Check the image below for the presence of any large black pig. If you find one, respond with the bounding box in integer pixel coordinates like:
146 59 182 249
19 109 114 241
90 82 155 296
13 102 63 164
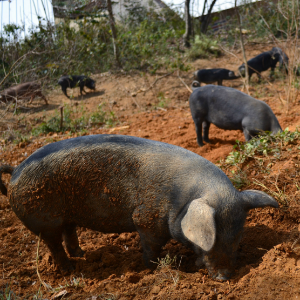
189 84 282 146
0 135 278 280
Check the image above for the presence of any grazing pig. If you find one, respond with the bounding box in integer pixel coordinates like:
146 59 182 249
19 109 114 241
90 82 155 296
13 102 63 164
194 68 240 86
189 84 282 146
294 66 300 76
0 82 48 105
238 49 281 81
271 47 289 74
58 75 96 98
0 134 278 280
191 80 201 90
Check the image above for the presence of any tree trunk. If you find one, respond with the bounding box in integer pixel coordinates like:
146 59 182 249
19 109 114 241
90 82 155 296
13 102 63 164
106 0 121 68
235 0 249 89
200 0 217 34
183 0 191 47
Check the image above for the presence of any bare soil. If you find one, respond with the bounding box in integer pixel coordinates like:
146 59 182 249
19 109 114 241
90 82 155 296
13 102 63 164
1 44 300 299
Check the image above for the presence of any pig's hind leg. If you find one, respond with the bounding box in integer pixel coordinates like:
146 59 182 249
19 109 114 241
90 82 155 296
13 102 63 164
63 223 85 258
133 209 169 269
202 121 211 144
41 228 75 273
192 117 204 146
135 226 169 269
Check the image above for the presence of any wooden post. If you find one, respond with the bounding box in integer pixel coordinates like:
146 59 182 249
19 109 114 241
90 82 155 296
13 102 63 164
60 106 63 131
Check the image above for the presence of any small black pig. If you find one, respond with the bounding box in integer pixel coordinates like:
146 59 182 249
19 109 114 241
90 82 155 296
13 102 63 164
58 75 96 98
271 47 289 74
194 68 240 86
238 48 289 81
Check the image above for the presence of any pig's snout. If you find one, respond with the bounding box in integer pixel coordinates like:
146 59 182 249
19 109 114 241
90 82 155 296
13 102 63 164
211 269 232 281
239 67 245 76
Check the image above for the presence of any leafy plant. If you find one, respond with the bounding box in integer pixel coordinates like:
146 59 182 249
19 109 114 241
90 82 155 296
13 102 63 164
225 128 299 166
153 254 182 287
31 104 117 135
186 35 221 61
156 92 170 108
229 169 250 189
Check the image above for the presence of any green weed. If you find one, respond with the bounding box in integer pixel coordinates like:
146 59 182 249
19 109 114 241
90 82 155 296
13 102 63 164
186 35 221 61
154 254 177 269
225 128 299 166
229 169 250 189
0 284 18 300
156 92 170 108
153 254 182 287
31 104 117 135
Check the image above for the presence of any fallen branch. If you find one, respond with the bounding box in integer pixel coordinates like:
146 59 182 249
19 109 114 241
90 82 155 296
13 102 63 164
178 76 192 93
131 71 175 97
0 49 53 88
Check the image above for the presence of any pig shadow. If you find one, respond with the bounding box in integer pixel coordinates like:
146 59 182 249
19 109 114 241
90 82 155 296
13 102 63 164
70 90 105 101
208 137 242 146
0 103 60 114
18 103 60 114
72 245 146 281
233 224 290 279
70 225 289 281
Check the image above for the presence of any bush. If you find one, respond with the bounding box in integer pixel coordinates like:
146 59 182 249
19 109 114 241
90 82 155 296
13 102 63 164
186 35 221 60
0 4 187 89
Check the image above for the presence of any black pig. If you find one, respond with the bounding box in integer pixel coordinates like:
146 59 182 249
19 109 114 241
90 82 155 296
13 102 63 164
0 135 278 280
58 75 96 98
189 84 282 146
238 48 289 81
194 68 240 86
271 47 289 74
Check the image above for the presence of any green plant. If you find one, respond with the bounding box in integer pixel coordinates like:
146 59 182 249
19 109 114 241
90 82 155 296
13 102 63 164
254 178 291 206
225 128 299 166
186 35 221 61
156 92 169 108
154 254 177 269
0 3 187 91
89 104 107 124
229 169 249 189
0 284 18 300
153 254 181 287
31 104 117 136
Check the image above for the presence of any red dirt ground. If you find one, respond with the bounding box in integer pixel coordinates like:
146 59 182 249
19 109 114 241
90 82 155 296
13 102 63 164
1 44 300 299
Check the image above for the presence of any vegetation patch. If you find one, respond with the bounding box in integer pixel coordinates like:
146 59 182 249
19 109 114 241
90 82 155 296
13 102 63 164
31 104 117 136
219 128 300 206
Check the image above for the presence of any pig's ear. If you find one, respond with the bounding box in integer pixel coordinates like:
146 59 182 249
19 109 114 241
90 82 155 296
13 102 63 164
181 200 216 251
191 81 201 90
241 190 279 211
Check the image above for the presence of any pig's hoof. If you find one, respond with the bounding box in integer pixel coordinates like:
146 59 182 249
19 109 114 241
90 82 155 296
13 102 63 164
195 257 204 268
68 247 85 258
60 263 75 275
